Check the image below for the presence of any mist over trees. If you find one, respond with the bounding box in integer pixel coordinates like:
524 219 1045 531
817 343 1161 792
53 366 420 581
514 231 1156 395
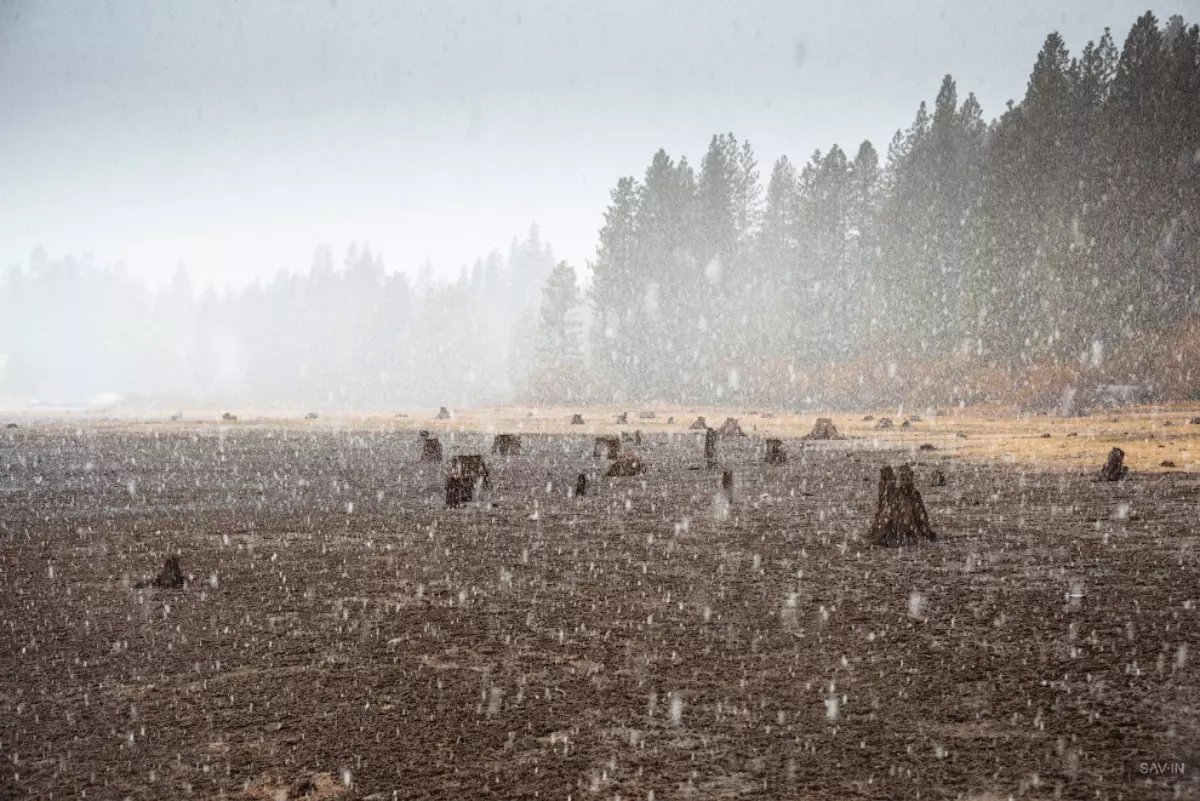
0 228 554 409
1 11 1195 411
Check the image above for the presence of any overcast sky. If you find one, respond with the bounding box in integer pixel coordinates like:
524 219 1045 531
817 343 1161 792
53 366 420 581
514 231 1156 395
0 0 1187 290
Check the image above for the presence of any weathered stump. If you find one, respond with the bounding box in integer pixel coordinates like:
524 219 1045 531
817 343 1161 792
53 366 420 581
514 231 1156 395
765 438 787 464
1100 447 1128 481
594 436 620 459
862 415 875 422
803 418 843 440
638 410 656 420
451 455 491 489
445 474 473 507
570 414 585 425
421 437 443 462
721 469 734 497
874 417 894 430
154 555 185 588
304 412 319 420
704 427 718 469
689 416 708 430
931 468 946 487
436 406 451 420
715 417 746 437
221 412 237 421
616 412 628 424
574 473 587 497
866 464 936 547
667 416 675 425
492 434 522 456
606 451 646 477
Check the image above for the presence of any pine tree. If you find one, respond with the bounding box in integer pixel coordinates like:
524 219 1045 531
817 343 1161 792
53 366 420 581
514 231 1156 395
530 262 583 402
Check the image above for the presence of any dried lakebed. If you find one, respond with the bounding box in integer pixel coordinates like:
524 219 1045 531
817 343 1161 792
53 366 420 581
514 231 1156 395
1 424 1197 799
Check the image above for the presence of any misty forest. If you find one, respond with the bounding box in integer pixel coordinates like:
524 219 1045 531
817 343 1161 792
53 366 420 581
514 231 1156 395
2 11 1197 410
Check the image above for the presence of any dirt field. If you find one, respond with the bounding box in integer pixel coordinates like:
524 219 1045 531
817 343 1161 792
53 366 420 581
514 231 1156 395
1 410 1198 799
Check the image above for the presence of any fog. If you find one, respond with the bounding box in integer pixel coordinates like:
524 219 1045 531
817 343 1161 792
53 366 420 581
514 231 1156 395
0 2 1196 412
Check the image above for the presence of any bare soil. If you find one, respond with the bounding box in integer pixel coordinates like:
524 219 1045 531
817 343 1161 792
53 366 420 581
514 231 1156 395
1 420 1197 799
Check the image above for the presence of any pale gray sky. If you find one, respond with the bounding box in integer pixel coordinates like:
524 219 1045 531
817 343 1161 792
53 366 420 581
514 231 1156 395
0 0 1185 289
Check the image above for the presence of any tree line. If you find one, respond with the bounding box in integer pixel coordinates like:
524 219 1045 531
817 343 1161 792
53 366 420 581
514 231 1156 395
1 11 1195 410
0 229 555 408
585 11 1199 407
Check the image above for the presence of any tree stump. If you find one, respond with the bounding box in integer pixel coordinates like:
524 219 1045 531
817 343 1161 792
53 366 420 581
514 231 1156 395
689 416 708 430
445 474 473 507
154 555 185 588
862 415 875 422
606 451 646 477
221 412 237 421
704 427 717 468
492 434 522 456
451 455 491 489
715 417 746 437
616 412 628 424
931 468 946 486
638 410 656 419
721 469 733 497
667 416 675 425
594 436 621 458
900 420 912 429
874 417 894 430
304 412 319 420
866 464 936 547
1099 447 1128 481
421 437 443 462
570 414 585 425
574 473 587 497
765 438 787 464
802 418 843 440
436 406 451 420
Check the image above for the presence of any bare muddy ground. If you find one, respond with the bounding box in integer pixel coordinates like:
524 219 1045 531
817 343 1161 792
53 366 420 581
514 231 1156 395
1 423 1197 799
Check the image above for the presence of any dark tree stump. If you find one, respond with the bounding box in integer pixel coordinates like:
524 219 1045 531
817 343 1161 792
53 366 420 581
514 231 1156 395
931 468 946 486
421 437 443 462
704 427 717 468
1100 447 1128 481
606 451 646 477
492 434 522 456
638 410 656 419
445 474 473 507
689 416 707 430
667 416 675 425
803 418 843 440
721 469 733 497
154 555 185 589
451 455 491 489
594 436 620 459
900 420 912 429
222 412 237 421
574 473 587 497
765 438 787 464
616 412 628 424
304 412 319 420
570 414 585 425
862 415 875 421
866 464 936 547
874 417 894 430
436 406 451 420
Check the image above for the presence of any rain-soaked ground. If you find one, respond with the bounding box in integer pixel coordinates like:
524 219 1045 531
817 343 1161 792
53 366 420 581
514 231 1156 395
1 423 1197 800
